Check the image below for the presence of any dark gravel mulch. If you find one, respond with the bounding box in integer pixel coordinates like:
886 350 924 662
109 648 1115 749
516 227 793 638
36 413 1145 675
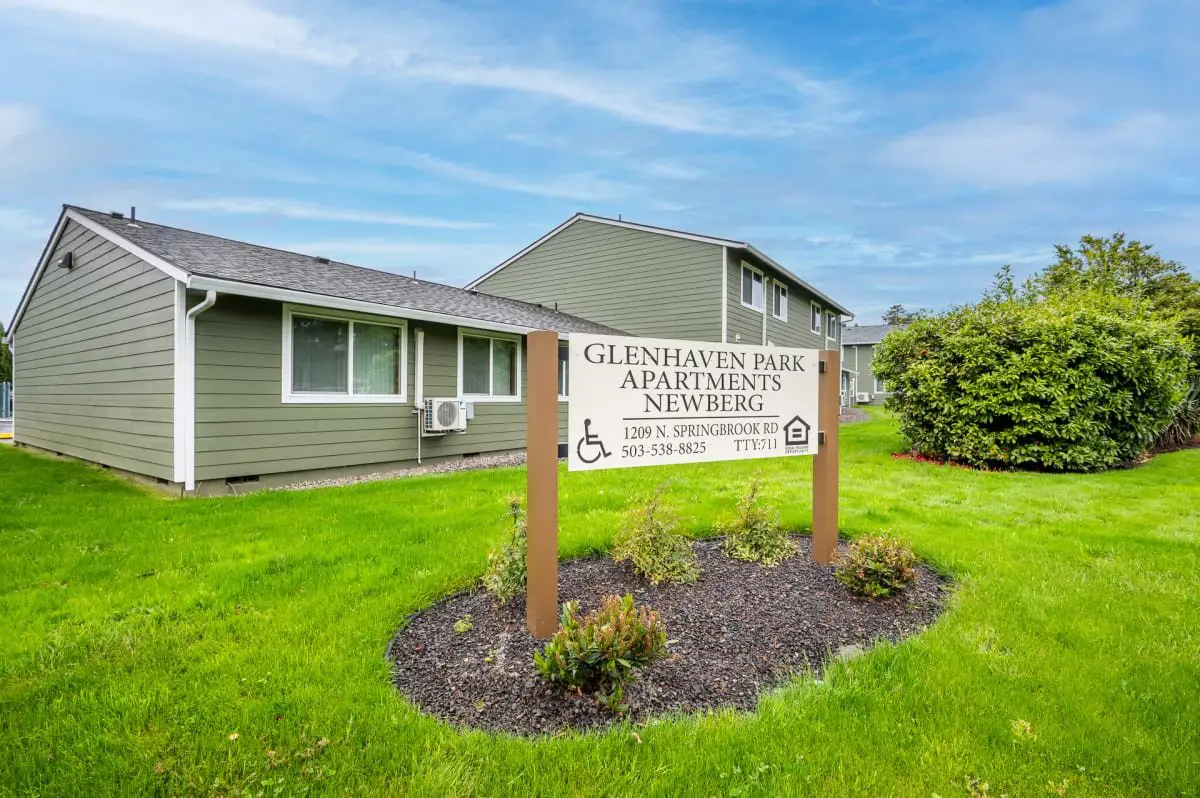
388 537 947 736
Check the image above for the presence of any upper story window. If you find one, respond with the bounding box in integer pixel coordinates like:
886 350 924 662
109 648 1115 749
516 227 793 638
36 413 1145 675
741 265 764 311
826 312 838 340
771 282 788 321
810 302 823 335
460 331 520 401
284 306 407 403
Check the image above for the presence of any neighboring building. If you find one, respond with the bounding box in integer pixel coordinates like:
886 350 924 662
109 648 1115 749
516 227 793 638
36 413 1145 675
842 324 904 404
468 213 854 355
6 206 618 495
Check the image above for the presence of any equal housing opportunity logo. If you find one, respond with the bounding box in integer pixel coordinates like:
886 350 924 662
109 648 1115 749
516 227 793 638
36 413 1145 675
783 415 812 454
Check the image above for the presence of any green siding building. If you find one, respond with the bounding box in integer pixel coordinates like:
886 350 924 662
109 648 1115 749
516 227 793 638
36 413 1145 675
841 324 904 405
470 215 853 351
7 206 611 494
8 208 855 494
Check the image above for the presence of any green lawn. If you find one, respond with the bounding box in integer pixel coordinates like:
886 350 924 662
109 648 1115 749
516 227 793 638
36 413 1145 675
1 415 1198 797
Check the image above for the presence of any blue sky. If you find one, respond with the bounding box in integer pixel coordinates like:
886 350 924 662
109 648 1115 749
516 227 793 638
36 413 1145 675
1 0 1197 326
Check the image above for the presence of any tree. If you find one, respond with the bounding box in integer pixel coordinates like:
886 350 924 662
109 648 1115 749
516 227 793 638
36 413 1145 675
1037 233 1200 351
880 304 931 326
0 321 10 384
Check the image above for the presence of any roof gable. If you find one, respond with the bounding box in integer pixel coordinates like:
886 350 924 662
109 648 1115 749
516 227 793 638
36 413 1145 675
468 212 853 316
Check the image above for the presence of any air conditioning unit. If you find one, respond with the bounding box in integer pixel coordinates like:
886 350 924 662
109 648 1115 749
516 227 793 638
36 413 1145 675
856 392 871 403
424 398 468 434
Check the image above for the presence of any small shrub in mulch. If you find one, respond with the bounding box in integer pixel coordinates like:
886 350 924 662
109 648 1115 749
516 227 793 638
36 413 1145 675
611 486 700 585
834 534 918 599
715 478 796 566
389 537 946 735
534 594 667 712
481 496 527 602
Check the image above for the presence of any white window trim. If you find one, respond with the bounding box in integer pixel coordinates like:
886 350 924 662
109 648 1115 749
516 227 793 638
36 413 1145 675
740 263 765 313
558 342 569 403
282 304 408 404
874 377 887 393
810 301 823 335
771 280 788 321
826 312 838 341
457 328 523 403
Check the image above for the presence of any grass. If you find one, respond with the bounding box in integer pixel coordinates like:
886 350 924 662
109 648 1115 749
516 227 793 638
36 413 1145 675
1 414 1198 796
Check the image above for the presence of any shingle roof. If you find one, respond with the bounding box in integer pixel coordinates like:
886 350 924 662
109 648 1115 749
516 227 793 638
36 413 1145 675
68 206 622 335
842 324 903 345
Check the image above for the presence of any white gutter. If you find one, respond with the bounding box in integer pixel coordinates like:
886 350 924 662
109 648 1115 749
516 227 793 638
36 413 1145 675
720 247 728 343
414 327 425 464
183 290 217 491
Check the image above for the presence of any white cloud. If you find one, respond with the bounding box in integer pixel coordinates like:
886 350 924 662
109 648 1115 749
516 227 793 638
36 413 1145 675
385 149 626 202
160 197 493 230
1 0 855 138
0 0 355 64
883 110 1173 187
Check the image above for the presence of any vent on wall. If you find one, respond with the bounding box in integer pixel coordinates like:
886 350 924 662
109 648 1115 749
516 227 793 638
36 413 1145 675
55 251 74 269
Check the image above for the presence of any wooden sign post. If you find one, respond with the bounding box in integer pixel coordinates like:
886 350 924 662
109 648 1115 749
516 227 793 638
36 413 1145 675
525 331 559 639
812 350 839 564
525 331 839 638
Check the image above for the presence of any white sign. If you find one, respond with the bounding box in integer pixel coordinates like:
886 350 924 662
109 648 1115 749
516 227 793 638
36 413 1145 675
567 333 820 472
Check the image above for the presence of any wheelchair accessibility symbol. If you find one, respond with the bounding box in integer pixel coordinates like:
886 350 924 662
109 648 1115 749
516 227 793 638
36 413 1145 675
575 418 613 464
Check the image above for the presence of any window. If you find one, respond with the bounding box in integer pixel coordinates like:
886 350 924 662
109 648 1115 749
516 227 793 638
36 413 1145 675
810 302 822 335
459 331 521 401
771 282 788 321
284 307 406 403
874 377 887 393
558 342 569 399
741 265 764 311
826 312 838 340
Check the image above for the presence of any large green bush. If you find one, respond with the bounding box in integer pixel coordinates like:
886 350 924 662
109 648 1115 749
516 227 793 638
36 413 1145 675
874 295 1191 471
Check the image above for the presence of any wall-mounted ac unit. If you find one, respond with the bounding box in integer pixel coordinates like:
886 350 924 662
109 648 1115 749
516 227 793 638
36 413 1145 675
856 392 871 403
424 398 468 434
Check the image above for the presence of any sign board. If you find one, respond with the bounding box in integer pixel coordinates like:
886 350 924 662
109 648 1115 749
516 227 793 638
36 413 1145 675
567 333 820 472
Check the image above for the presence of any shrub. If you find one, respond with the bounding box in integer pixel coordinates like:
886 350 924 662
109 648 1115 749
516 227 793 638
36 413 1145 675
1153 380 1200 451
716 479 796 565
611 486 700 585
481 496 526 602
533 594 668 711
834 534 918 599
874 293 1191 471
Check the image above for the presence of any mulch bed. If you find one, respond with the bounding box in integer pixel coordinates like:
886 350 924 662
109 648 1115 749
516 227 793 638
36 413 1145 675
388 537 947 736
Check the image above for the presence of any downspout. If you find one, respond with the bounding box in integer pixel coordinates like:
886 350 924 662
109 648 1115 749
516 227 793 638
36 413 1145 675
761 279 768 344
413 328 425 464
184 291 217 492
720 247 728 343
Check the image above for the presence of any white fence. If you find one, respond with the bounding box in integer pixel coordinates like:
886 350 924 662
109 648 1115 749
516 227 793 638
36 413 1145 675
0 382 11 419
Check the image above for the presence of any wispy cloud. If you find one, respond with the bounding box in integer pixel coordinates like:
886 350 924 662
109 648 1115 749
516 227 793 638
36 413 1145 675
884 109 1174 187
1 0 356 64
1 0 856 138
160 197 493 230
383 149 627 202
